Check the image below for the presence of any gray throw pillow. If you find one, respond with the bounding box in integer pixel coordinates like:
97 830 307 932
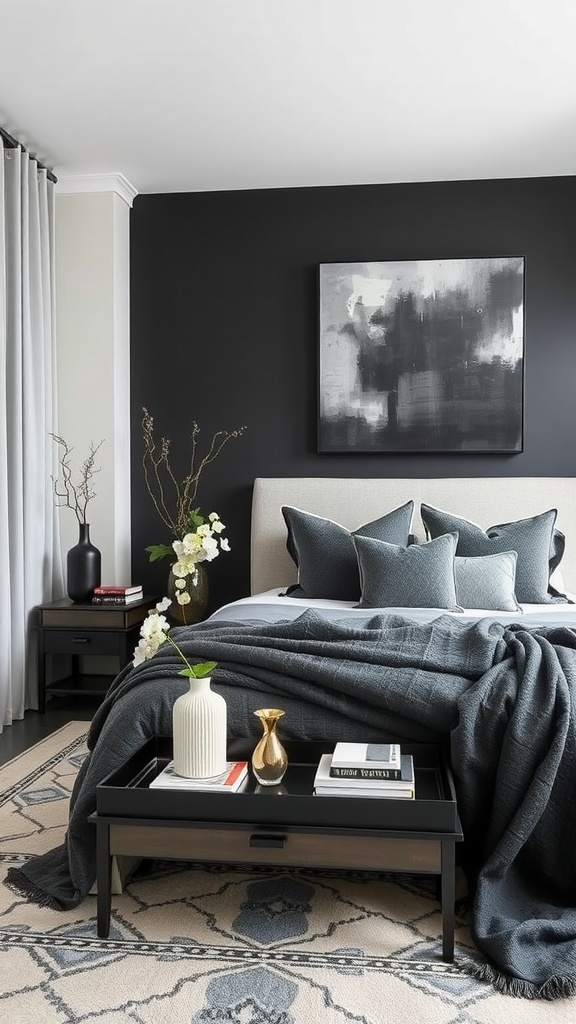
282 502 414 600
354 532 460 610
420 505 563 604
454 552 520 611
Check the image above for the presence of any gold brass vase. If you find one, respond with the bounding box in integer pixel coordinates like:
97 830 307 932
251 708 288 786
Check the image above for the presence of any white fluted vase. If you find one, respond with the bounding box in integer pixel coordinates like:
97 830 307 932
172 677 227 778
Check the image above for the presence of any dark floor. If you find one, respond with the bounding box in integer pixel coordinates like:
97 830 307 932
0 696 102 766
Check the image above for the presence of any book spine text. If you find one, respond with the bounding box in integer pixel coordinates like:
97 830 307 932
93 589 141 598
329 766 402 780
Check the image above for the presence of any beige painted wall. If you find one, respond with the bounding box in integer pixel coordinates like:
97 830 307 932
54 190 131 585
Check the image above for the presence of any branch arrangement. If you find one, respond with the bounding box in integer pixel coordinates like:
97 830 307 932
50 434 105 525
141 408 246 540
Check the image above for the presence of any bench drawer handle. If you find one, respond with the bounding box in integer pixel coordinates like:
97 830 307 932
249 834 286 849
71 637 89 644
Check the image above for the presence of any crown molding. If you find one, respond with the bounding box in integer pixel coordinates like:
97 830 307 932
55 173 138 207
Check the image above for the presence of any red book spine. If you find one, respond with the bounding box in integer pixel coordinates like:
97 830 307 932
224 761 248 786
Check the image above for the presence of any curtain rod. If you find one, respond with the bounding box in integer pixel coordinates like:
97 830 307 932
0 126 58 183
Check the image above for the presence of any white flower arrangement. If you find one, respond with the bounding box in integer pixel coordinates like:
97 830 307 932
133 597 216 678
141 408 245 614
148 510 230 609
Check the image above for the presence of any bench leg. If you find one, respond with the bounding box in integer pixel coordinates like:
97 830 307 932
440 839 456 962
96 821 112 938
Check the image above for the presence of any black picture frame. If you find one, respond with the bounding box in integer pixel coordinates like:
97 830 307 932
318 256 525 454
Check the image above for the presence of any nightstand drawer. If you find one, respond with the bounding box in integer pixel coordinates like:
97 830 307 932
42 630 126 656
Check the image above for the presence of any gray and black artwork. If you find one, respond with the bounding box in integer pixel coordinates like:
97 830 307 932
318 257 524 453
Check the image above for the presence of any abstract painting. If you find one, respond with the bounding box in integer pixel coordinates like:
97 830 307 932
318 257 524 453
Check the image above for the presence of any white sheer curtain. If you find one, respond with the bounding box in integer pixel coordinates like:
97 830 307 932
0 137 64 732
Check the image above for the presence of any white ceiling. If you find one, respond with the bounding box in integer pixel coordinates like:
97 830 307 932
1 0 575 196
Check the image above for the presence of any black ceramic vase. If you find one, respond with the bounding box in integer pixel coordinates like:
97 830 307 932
67 523 101 603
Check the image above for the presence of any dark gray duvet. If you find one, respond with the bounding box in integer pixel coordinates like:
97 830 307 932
6 610 576 1000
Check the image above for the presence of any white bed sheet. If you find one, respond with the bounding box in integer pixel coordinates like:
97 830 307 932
209 589 576 629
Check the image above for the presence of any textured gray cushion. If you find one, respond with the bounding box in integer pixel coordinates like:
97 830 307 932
454 552 520 611
354 532 460 609
282 502 414 600
421 505 563 603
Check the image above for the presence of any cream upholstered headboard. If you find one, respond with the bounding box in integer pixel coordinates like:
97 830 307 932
250 477 576 595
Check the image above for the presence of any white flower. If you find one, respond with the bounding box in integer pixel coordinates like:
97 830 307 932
133 639 156 667
168 515 227 574
133 609 170 666
175 578 187 590
140 612 170 638
132 594 219 681
172 554 199 578
201 535 219 561
177 591 191 605
173 534 202 558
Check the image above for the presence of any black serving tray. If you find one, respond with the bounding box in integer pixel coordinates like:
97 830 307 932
96 738 460 835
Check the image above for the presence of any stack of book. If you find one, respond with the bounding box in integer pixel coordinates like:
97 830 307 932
91 585 144 605
149 760 249 792
313 742 415 800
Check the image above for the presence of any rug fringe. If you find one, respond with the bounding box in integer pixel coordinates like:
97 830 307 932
459 953 576 1000
5 868 64 911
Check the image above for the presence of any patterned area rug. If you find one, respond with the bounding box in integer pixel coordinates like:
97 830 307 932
1 723 575 1024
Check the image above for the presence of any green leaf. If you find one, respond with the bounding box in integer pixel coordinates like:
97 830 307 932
146 544 173 562
193 660 218 677
178 660 217 678
187 508 205 529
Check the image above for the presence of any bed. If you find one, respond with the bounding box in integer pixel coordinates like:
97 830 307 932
7 476 576 1000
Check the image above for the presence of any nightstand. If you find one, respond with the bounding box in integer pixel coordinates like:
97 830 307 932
35 597 157 712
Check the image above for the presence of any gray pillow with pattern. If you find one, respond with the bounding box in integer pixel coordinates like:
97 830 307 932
282 502 414 600
455 552 520 611
354 532 460 609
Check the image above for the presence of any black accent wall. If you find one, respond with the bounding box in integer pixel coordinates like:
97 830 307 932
130 176 576 611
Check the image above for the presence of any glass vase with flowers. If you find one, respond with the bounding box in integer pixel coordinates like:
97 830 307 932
141 408 246 623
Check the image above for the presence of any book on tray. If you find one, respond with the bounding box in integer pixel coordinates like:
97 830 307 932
314 753 415 799
149 760 249 792
330 742 402 780
93 585 143 595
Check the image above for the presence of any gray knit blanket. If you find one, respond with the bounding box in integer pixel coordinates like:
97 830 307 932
7 611 576 1000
